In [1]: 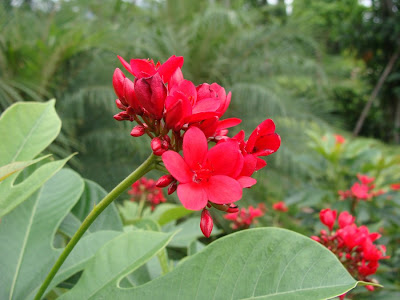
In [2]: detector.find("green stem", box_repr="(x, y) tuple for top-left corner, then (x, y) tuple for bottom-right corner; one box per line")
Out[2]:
(34, 153), (157, 300)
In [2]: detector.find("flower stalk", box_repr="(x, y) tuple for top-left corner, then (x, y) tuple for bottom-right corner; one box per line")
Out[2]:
(34, 153), (157, 300)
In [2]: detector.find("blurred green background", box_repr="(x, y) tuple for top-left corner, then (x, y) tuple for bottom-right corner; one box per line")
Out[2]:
(0, 0), (399, 196)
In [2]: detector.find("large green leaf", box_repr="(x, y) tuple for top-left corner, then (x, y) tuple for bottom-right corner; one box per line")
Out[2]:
(0, 100), (71, 217)
(73, 227), (365, 300)
(0, 169), (120, 300)
(59, 179), (123, 237)
(59, 230), (175, 300)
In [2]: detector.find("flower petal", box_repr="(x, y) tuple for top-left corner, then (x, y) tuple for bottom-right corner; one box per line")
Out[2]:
(216, 118), (242, 130)
(118, 55), (132, 74)
(192, 98), (220, 114)
(206, 140), (243, 176)
(157, 55), (184, 83)
(177, 182), (208, 210)
(183, 127), (208, 169)
(237, 176), (257, 188)
(205, 175), (242, 204)
(162, 151), (192, 183)
(130, 59), (157, 78)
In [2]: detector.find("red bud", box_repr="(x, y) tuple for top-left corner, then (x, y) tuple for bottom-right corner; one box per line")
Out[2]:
(151, 137), (170, 156)
(200, 208), (213, 238)
(115, 99), (127, 110)
(112, 68), (126, 104)
(130, 125), (146, 137)
(156, 175), (174, 187)
(167, 182), (177, 195)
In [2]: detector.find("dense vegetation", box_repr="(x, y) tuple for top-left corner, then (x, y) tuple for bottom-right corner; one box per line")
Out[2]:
(1, 0), (399, 299)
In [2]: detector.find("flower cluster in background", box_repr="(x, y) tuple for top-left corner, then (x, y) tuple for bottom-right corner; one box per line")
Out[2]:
(113, 55), (280, 237)
(224, 204), (266, 229)
(312, 209), (388, 296)
(338, 174), (384, 202)
(272, 201), (288, 212)
(128, 177), (166, 211)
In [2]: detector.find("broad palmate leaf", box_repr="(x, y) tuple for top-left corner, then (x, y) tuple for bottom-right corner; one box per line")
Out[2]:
(0, 169), (121, 300)
(63, 227), (365, 299)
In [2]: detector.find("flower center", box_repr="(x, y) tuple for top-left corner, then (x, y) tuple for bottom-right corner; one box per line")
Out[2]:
(193, 167), (212, 183)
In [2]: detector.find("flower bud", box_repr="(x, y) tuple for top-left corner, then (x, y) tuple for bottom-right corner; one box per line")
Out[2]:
(320, 208), (337, 231)
(156, 175), (174, 188)
(115, 99), (127, 110)
(167, 182), (177, 195)
(130, 125), (146, 137)
(200, 208), (213, 238)
(112, 68), (126, 104)
(226, 205), (239, 213)
(113, 111), (131, 121)
(151, 136), (170, 156)
(134, 73), (167, 120)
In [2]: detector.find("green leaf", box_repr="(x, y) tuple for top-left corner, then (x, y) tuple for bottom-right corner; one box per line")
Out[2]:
(0, 100), (61, 165)
(59, 179), (123, 237)
(0, 155), (73, 218)
(59, 230), (175, 300)
(150, 203), (193, 226)
(0, 169), (121, 300)
(117, 201), (139, 222)
(0, 100), (72, 217)
(91, 228), (363, 300)
(0, 155), (50, 181)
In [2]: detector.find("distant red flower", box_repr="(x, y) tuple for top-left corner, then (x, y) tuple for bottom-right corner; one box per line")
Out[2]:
(334, 134), (346, 145)
(312, 209), (388, 294)
(338, 174), (385, 203)
(319, 208), (337, 231)
(272, 201), (288, 212)
(390, 183), (400, 191)
(128, 177), (166, 211)
(224, 204), (265, 229)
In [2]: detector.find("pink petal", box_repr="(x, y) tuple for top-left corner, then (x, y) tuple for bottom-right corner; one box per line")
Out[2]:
(162, 151), (192, 183)
(130, 59), (157, 78)
(118, 56), (132, 74)
(177, 182), (208, 210)
(240, 154), (257, 176)
(246, 119), (276, 153)
(205, 175), (242, 204)
(206, 140), (243, 177)
(216, 118), (242, 130)
(192, 98), (220, 114)
(237, 176), (257, 188)
(253, 133), (281, 156)
(255, 158), (267, 171)
(169, 68), (184, 91)
(184, 111), (219, 124)
(157, 55), (184, 83)
(183, 127), (208, 169)
(171, 80), (197, 104)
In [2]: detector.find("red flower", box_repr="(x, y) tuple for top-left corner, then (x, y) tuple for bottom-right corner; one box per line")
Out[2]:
(357, 174), (375, 185)
(161, 127), (245, 210)
(128, 177), (166, 211)
(338, 211), (355, 229)
(350, 182), (370, 200)
(319, 209), (337, 231)
(118, 55), (183, 83)
(272, 201), (288, 212)
(390, 183), (400, 191)
(224, 204), (264, 229)
(334, 134), (346, 145)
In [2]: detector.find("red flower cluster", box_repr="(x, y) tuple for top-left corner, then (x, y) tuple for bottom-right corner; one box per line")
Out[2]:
(128, 177), (166, 211)
(338, 174), (385, 201)
(113, 55), (280, 237)
(312, 209), (388, 294)
(272, 201), (288, 212)
(224, 204), (265, 230)
(334, 134), (346, 145)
